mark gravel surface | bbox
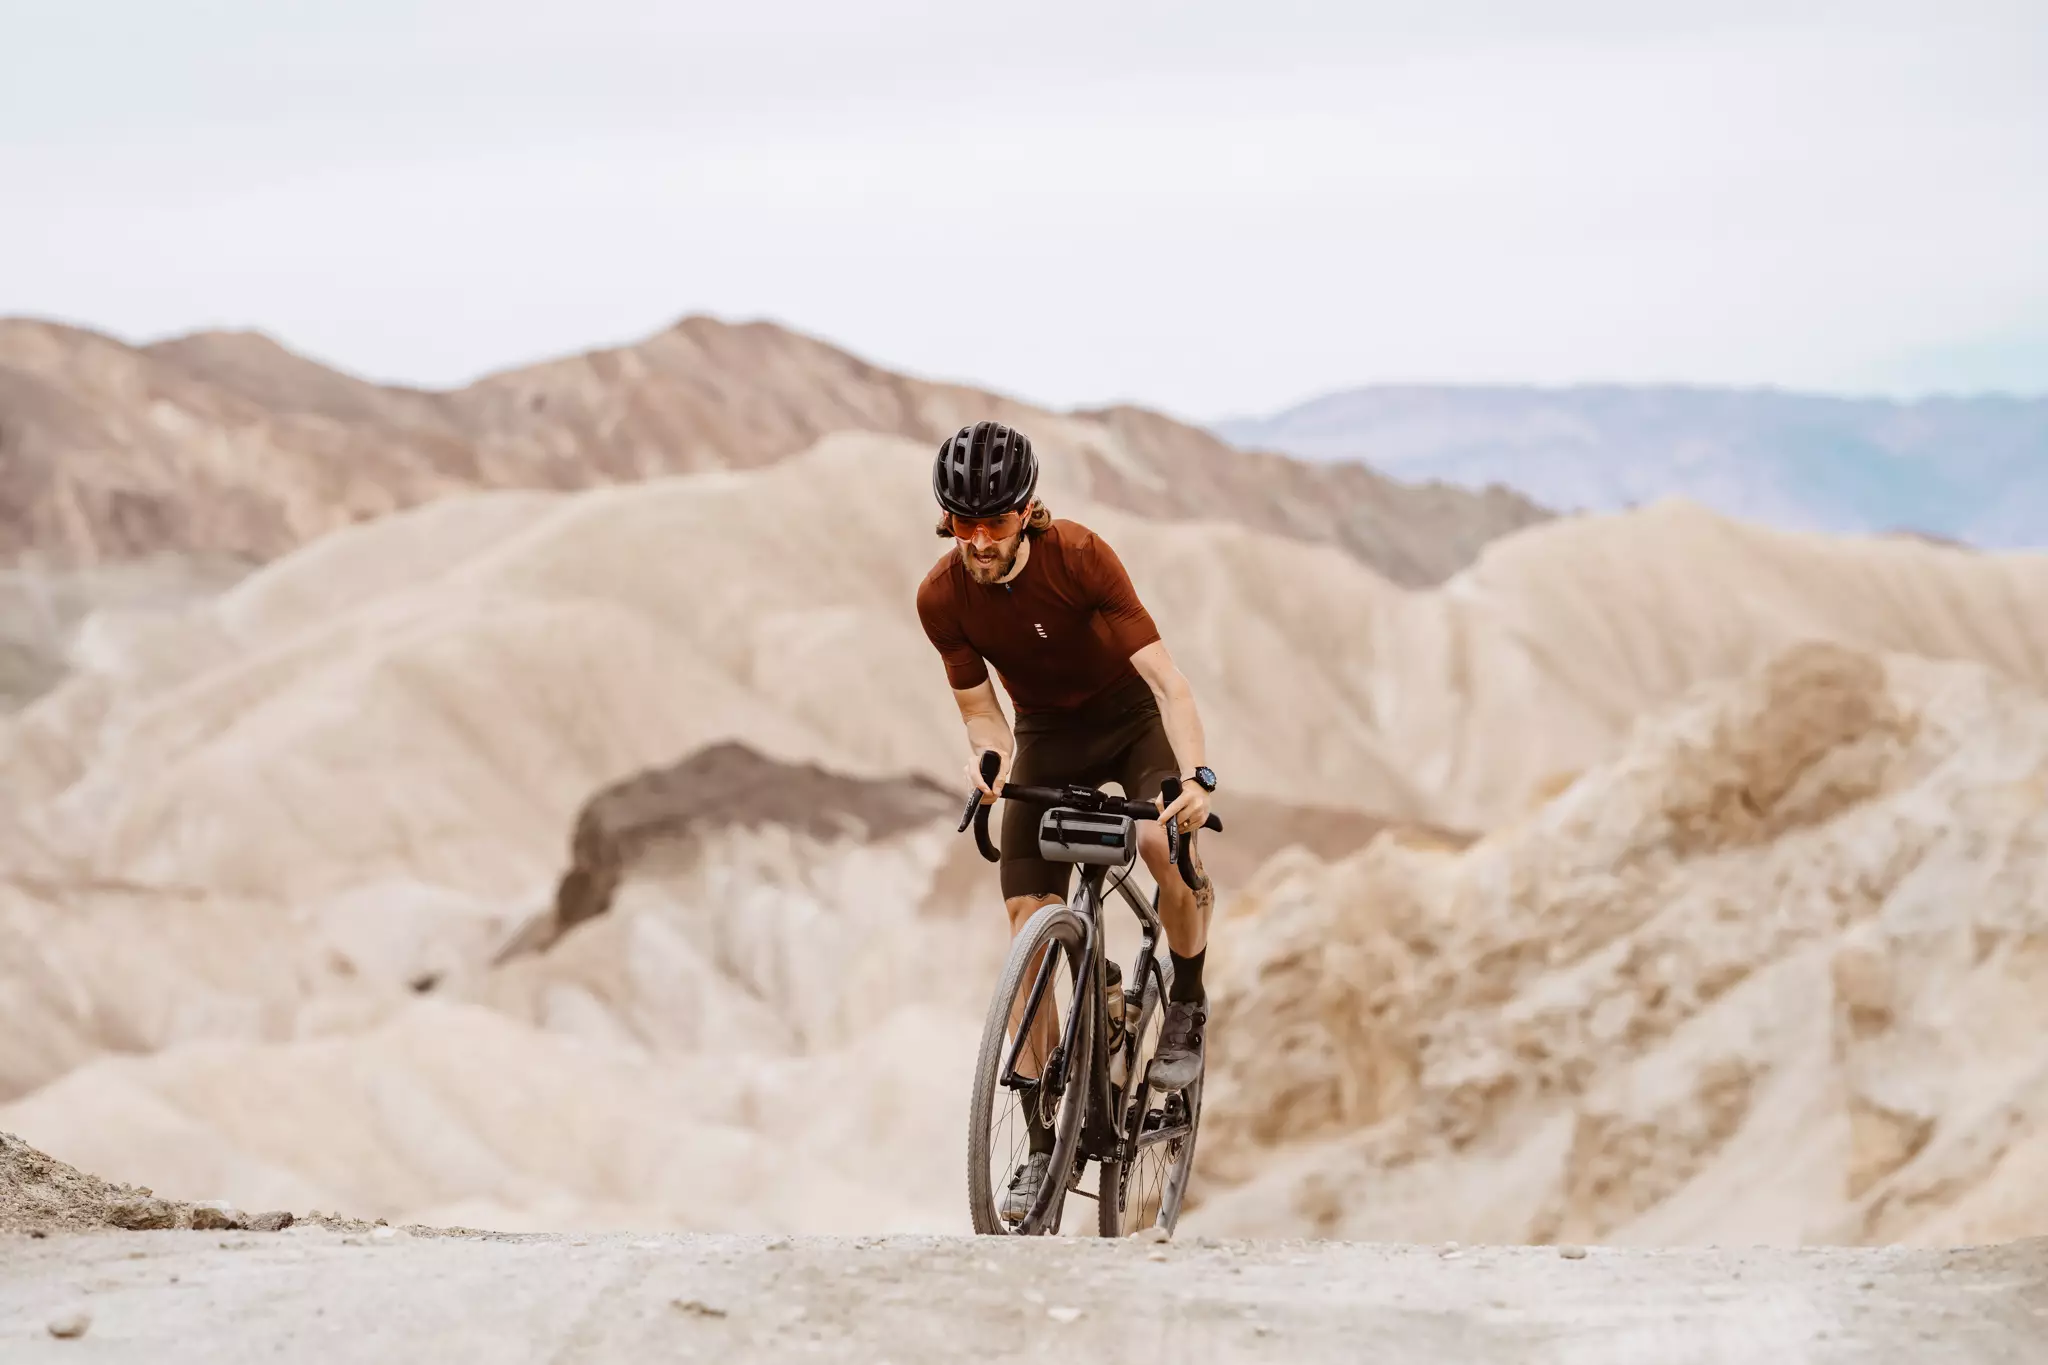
[2,1229,2045,1363]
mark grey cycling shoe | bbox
[1147,999,1207,1091]
[1001,1152,1053,1223]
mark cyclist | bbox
[916,419,1219,1220]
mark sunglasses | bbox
[949,511,1026,542]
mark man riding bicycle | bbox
[916,419,1218,1220]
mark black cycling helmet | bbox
[933,421,1038,518]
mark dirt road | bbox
[3,1227,2045,1363]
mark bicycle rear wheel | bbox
[967,902,1094,1236]
[1098,960,1203,1237]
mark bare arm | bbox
[950,679,1016,801]
[1130,640,1208,802]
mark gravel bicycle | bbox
[959,752,1222,1236]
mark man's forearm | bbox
[951,682,1016,782]
[1158,680,1207,782]
[965,712,1014,767]
[1127,643,1208,787]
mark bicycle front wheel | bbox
[966,902,1094,1236]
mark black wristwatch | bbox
[1191,766,1217,793]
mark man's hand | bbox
[968,748,1012,805]
[1159,778,1211,834]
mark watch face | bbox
[1195,767,1217,791]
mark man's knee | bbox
[1136,821,1170,866]
[1005,891,1063,929]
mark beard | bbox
[960,532,1025,585]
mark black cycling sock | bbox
[1169,949,1206,1005]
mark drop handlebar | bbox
[954,750,1220,890]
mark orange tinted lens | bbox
[952,512,1022,539]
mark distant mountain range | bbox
[1217,387,2048,547]
[0,316,1544,586]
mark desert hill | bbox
[1350,496,2048,826]
[10,431,2048,913]
[0,556,245,711]
[1198,640,2048,1247]
[5,432,2048,1241]
[0,435,1443,913]
[0,315,1547,586]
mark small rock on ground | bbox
[107,1198,180,1231]
[190,1205,248,1231]
[1558,1245,1588,1260]
[250,1211,294,1232]
[47,1310,91,1339]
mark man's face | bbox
[950,510,1029,584]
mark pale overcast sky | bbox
[3,1,2043,416]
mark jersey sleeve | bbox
[916,574,990,690]
[1075,528,1162,657]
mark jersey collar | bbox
[994,535,1033,585]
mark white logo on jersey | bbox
[1034,622,1048,639]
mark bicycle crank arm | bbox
[1133,1120,1195,1152]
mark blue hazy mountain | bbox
[1215,387,2048,547]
